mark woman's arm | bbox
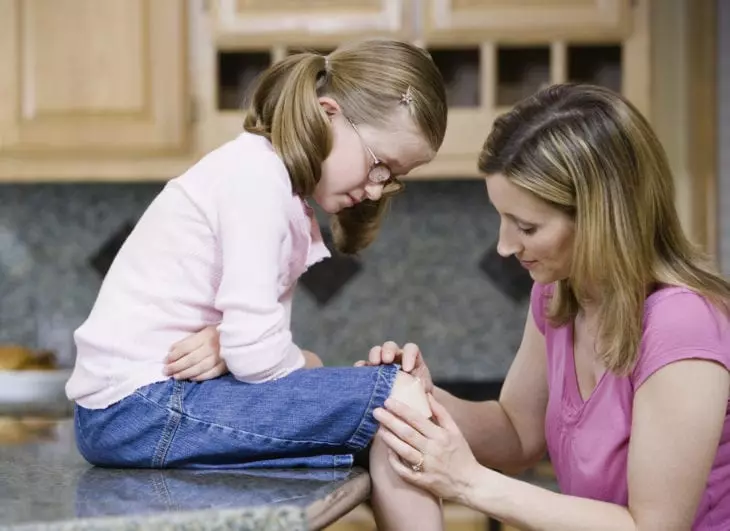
[434,304,550,473]
[461,359,729,531]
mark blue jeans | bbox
[74,365,399,469]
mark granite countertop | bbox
[0,418,370,531]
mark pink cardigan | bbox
[66,133,330,408]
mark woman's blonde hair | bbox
[479,83,730,375]
[243,39,447,254]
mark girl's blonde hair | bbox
[479,83,730,375]
[243,39,447,254]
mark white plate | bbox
[0,369,72,405]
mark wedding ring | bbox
[411,454,424,472]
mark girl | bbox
[370,83,730,530]
[66,39,448,531]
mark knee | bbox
[389,371,432,418]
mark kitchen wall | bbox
[719,1,730,274]
[0,181,530,382]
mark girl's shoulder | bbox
[177,132,292,196]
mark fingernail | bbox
[373,408,383,418]
[384,399,393,408]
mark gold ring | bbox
[411,454,424,472]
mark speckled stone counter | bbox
[0,418,370,531]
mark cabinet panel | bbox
[196,0,650,181]
[0,0,188,157]
[423,0,631,43]
[212,0,412,45]
[410,45,492,179]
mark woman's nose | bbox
[496,224,523,257]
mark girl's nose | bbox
[364,182,384,201]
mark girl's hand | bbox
[354,341,433,392]
[164,325,227,381]
[373,393,483,503]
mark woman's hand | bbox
[373,393,485,503]
[164,325,227,381]
[355,341,433,392]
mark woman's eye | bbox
[518,226,536,235]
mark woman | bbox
[370,84,730,530]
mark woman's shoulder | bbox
[633,285,730,388]
[644,285,728,331]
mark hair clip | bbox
[400,86,414,106]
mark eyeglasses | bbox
[346,117,404,195]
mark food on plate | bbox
[0,417,57,445]
[0,345,57,371]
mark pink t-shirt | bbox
[532,282,730,530]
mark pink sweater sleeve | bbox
[632,289,730,389]
[213,157,304,383]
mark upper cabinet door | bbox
[0,0,188,157]
[422,0,632,43]
[211,0,413,46]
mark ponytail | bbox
[331,197,391,254]
[243,53,331,196]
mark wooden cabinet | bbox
[197,0,649,179]
[0,0,651,182]
[212,0,414,47]
[0,0,191,181]
[422,0,632,44]
[0,0,707,249]
[410,0,648,179]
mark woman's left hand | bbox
[373,393,482,502]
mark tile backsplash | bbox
[0,181,529,380]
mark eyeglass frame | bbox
[345,117,405,195]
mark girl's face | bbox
[486,173,575,284]
[313,98,434,214]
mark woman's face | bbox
[486,173,575,284]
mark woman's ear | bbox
[318,96,341,120]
